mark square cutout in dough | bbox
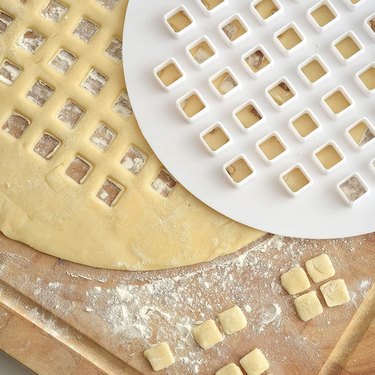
[26,80,54,106]
[113,91,133,119]
[240,348,269,375]
[33,133,61,160]
[280,165,311,195]
[97,179,123,207]
[82,69,108,96]
[305,254,335,283]
[216,363,243,375]
[58,100,85,129]
[192,319,223,349]
[218,305,247,335]
[41,0,68,22]
[49,49,76,74]
[121,145,147,175]
[0,59,22,85]
[96,0,119,10]
[225,155,255,186]
[65,156,92,184]
[294,291,323,321]
[143,342,175,371]
[281,267,310,295]
[105,37,122,63]
[17,29,46,54]
[73,18,99,43]
[320,279,350,307]
[0,11,14,33]
[90,123,116,151]
[151,169,177,198]
[2,113,30,139]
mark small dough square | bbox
[143,342,175,371]
[305,254,335,283]
[193,319,223,349]
[294,291,323,321]
[320,279,350,307]
[218,305,247,335]
[281,267,311,295]
[240,348,269,375]
[216,363,243,375]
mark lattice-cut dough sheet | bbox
[0,0,262,270]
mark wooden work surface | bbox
[0,232,374,375]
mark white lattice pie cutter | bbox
[123,0,375,239]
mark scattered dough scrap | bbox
[294,291,323,322]
[193,319,223,349]
[320,279,350,307]
[216,363,243,375]
[218,305,248,335]
[240,348,269,375]
[281,267,311,295]
[143,342,175,371]
[305,254,335,283]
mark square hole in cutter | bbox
[178,90,207,121]
[243,46,271,75]
[188,37,216,66]
[96,0,119,10]
[299,56,329,85]
[210,68,239,97]
[322,87,352,117]
[200,0,225,11]
[234,101,263,130]
[314,142,344,172]
[309,1,337,29]
[338,174,368,205]
[97,179,123,207]
[58,100,85,129]
[257,132,287,163]
[358,65,375,92]
[155,59,183,89]
[73,18,99,43]
[201,124,231,153]
[252,0,281,22]
[220,15,248,44]
[290,110,320,139]
[275,23,304,52]
[121,145,147,175]
[347,119,375,148]
[65,156,91,184]
[333,32,362,62]
[82,69,107,96]
[152,170,177,198]
[17,29,46,54]
[113,92,133,119]
[367,15,375,35]
[33,133,60,160]
[268,79,296,108]
[41,0,68,22]
[0,11,14,33]
[225,156,254,185]
[105,37,122,63]
[49,49,76,74]
[26,80,54,107]
[2,113,30,138]
[90,123,116,151]
[165,5,193,34]
[0,60,22,85]
[281,165,311,195]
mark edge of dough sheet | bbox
[0,0,263,271]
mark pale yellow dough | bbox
[0,0,262,270]
[294,291,323,321]
[218,305,247,335]
[305,254,335,283]
[320,279,350,307]
[143,342,175,371]
[281,267,311,295]
[216,363,243,375]
[240,348,269,375]
[192,319,223,349]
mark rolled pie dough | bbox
[0,0,262,270]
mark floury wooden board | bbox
[0,231,375,374]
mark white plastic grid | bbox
[124,0,375,238]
